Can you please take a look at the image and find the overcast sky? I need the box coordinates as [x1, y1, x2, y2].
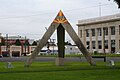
[0, 0, 119, 42]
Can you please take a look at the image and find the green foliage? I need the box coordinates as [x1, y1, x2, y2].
[23, 40, 30, 46]
[14, 39, 21, 46]
[93, 51, 98, 55]
[0, 38, 5, 46]
[32, 41, 37, 46]
[0, 43, 5, 46]
[114, 0, 120, 8]
[65, 41, 72, 45]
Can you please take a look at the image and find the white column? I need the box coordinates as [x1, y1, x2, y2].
[115, 26, 119, 52]
[83, 27, 86, 47]
[102, 28, 105, 53]
[90, 29, 92, 53]
[108, 27, 111, 53]
[95, 28, 98, 52]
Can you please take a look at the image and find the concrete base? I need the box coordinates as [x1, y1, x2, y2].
[55, 58, 64, 66]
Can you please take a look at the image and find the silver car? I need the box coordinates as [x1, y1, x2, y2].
[115, 51, 120, 54]
[0, 55, 3, 58]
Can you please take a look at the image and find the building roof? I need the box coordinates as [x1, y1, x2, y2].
[77, 13, 120, 26]
[4, 35, 28, 40]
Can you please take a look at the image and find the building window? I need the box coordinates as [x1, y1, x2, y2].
[92, 29, 95, 36]
[86, 29, 89, 37]
[86, 41, 90, 49]
[111, 40, 115, 53]
[97, 28, 102, 36]
[111, 40, 115, 47]
[103, 27, 108, 35]
[111, 26, 115, 35]
[98, 41, 102, 49]
[92, 41, 95, 49]
[80, 30, 82, 38]
[104, 40, 108, 49]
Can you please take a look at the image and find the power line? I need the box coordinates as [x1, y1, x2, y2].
[1, 33, 44, 36]
[0, 3, 115, 20]
[0, 12, 55, 20]
[65, 3, 113, 12]
[99, 2, 102, 17]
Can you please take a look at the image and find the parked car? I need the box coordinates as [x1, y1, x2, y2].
[0, 55, 3, 58]
[26, 53, 32, 56]
[115, 51, 120, 54]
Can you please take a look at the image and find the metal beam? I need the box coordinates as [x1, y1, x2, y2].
[57, 24, 65, 58]
[25, 23, 59, 67]
[62, 23, 96, 66]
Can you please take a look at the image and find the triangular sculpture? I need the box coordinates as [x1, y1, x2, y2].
[26, 10, 96, 67]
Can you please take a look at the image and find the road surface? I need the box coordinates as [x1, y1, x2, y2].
[0, 57, 120, 62]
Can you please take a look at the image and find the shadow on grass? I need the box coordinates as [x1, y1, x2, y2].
[0, 66, 120, 74]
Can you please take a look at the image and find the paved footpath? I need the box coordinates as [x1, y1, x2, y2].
[0, 57, 120, 62]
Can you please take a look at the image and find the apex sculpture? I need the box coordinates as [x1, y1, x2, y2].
[25, 10, 96, 67]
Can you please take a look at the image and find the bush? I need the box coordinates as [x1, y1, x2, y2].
[94, 51, 98, 55]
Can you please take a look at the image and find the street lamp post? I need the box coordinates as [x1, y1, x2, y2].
[52, 39, 55, 55]
[25, 36, 27, 56]
[6, 34, 10, 57]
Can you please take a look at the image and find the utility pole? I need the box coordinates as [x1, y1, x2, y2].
[46, 27, 56, 55]
[6, 34, 10, 57]
[6, 34, 8, 51]
[25, 36, 27, 56]
[99, 2, 101, 17]
[52, 39, 56, 55]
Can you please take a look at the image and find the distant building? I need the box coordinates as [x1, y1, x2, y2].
[0, 33, 81, 57]
[77, 13, 120, 53]
[38, 45, 81, 55]
[4, 35, 29, 45]
[65, 45, 81, 55]
[0, 34, 31, 57]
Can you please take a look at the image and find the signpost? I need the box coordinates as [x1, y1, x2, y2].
[6, 62, 14, 68]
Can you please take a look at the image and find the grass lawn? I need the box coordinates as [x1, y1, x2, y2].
[0, 62, 120, 80]
[37, 54, 120, 57]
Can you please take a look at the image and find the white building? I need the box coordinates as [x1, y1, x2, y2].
[38, 45, 81, 55]
[77, 13, 120, 54]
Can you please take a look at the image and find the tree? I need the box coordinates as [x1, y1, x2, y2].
[24, 40, 30, 46]
[114, 0, 120, 8]
[65, 41, 72, 45]
[15, 39, 21, 46]
[32, 41, 37, 46]
[0, 38, 5, 46]
[109, 0, 120, 8]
